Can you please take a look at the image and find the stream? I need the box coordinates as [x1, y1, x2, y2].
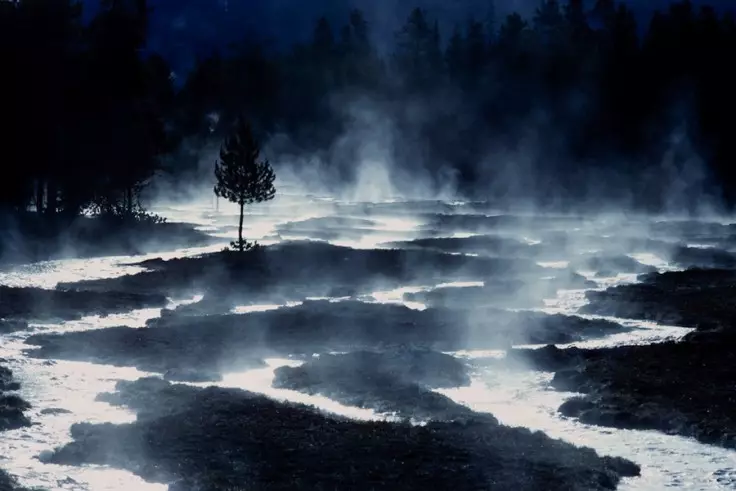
[1, 195, 735, 490]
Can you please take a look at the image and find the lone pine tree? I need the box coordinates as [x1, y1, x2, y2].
[214, 117, 276, 251]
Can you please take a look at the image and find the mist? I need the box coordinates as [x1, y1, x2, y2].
[4, 1, 736, 491]
[144, 0, 736, 219]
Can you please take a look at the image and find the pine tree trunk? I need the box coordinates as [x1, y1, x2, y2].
[238, 201, 245, 252]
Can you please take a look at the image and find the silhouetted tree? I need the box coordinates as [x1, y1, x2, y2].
[564, 0, 588, 39]
[446, 25, 466, 81]
[466, 18, 487, 85]
[214, 117, 276, 252]
[5, 0, 736, 218]
[338, 9, 381, 89]
[394, 8, 443, 90]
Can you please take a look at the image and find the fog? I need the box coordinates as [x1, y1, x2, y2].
[6, 181, 736, 489]
[150, 85, 728, 223]
[3, 2, 736, 490]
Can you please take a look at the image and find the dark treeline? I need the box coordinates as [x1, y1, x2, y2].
[0, 0, 174, 221]
[2, 0, 736, 216]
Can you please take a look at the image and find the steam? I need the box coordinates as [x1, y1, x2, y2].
[266, 96, 460, 203]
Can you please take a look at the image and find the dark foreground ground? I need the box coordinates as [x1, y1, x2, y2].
[0, 366, 34, 491]
[512, 268, 736, 449]
[0, 471, 34, 491]
[10, 215, 736, 490]
[56, 242, 571, 305]
[0, 213, 214, 266]
[24, 300, 629, 382]
[14, 237, 646, 491]
[271, 349, 479, 421]
[0, 366, 30, 432]
[48, 376, 639, 491]
[0, 287, 167, 323]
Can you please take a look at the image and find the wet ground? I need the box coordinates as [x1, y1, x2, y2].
[0, 192, 735, 490]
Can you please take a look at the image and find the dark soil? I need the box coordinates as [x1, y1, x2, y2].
[383, 235, 548, 258]
[24, 321, 266, 380]
[0, 213, 215, 266]
[581, 268, 736, 329]
[0, 469, 36, 491]
[56, 242, 547, 303]
[0, 367, 21, 392]
[669, 245, 736, 269]
[570, 254, 657, 276]
[25, 301, 630, 380]
[39, 408, 72, 415]
[513, 331, 736, 448]
[404, 273, 596, 310]
[273, 349, 476, 421]
[0, 366, 31, 433]
[0, 286, 168, 322]
[647, 220, 736, 244]
[48, 377, 639, 491]
[418, 213, 589, 236]
[507, 267, 736, 448]
[0, 320, 30, 335]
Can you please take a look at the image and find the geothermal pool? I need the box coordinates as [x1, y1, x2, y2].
[1, 194, 735, 490]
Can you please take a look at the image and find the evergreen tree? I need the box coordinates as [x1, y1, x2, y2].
[85, 0, 168, 218]
[564, 0, 589, 42]
[534, 0, 565, 47]
[466, 18, 487, 84]
[394, 8, 441, 90]
[349, 9, 370, 56]
[214, 117, 276, 252]
[446, 24, 466, 80]
[339, 9, 381, 89]
[313, 16, 335, 62]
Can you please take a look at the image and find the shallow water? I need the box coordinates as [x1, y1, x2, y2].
[1, 196, 734, 490]
[438, 282, 734, 491]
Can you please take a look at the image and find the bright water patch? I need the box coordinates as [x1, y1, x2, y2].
[232, 302, 304, 314]
[537, 261, 570, 269]
[628, 252, 679, 271]
[687, 243, 717, 250]
[438, 265, 732, 490]
[0, 295, 208, 490]
[434, 281, 484, 289]
[368, 286, 428, 311]
[0, 244, 223, 289]
[1, 197, 733, 491]
[438, 370, 736, 491]
[450, 231, 480, 238]
[0, 351, 164, 491]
